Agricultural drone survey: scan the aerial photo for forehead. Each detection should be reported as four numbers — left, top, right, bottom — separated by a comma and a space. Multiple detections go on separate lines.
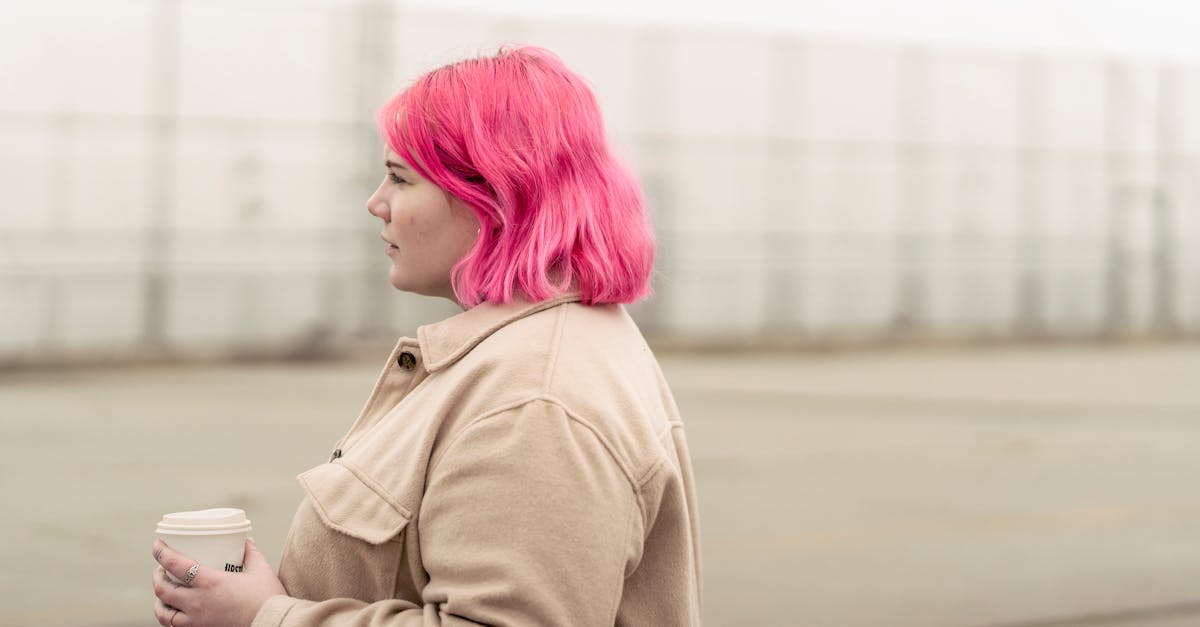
383, 148, 406, 164
383, 149, 421, 176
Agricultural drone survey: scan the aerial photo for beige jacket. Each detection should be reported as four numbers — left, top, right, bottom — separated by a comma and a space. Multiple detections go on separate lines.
252, 293, 702, 626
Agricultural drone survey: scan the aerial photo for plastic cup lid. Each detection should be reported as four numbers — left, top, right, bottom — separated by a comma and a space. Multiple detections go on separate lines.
156, 507, 253, 534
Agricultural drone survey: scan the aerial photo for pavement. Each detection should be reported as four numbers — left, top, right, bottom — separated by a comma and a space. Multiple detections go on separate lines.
1, 342, 1198, 627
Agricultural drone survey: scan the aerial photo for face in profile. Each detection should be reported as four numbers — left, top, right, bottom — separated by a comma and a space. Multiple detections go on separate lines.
365, 149, 480, 304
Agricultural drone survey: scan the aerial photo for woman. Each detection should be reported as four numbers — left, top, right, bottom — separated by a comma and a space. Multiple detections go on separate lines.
152, 44, 702, 627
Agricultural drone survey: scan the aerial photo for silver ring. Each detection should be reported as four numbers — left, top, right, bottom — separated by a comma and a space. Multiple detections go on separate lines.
169, 608, 180, 627
183, 563, 199, 586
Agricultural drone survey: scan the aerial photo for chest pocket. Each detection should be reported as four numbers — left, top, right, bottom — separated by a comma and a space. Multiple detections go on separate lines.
289, 461, 412, 602
299, 460, 411, 543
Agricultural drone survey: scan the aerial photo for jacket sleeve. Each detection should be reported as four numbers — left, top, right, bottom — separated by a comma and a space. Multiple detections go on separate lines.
251, 398, 641, 627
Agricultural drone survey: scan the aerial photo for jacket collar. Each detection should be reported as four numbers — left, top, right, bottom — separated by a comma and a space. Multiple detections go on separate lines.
417, 292, 583, 372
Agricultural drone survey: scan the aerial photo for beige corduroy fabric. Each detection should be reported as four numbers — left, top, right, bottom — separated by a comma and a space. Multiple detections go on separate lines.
251, 293, 702, 627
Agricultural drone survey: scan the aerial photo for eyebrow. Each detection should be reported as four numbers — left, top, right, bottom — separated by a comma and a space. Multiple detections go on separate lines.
385, 161, 410, 171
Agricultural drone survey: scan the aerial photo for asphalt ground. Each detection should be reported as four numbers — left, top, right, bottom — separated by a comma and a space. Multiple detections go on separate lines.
2, 343, 1198, 627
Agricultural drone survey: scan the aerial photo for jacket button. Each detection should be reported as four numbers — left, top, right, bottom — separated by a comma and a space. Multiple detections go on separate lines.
330, 448, 342, 461
397, 351, 416, 371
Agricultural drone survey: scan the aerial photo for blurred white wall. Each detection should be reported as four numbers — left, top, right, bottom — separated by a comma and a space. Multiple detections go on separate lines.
1, 0, 1198, 362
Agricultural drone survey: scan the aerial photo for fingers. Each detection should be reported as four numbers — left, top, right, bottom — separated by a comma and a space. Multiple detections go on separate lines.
154, 597, 185, 627
153, 539, 207, 588
153, 597, 167, 626
152, 566, 186, 609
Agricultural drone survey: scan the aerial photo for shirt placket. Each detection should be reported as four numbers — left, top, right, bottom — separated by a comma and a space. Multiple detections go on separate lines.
328, 340, 428, 462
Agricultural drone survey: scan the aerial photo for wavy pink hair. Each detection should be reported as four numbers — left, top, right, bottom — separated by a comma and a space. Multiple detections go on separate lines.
376, 45, 655, 307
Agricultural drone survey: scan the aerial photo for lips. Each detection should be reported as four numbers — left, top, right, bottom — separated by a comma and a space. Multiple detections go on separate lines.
381, 234, 399, 254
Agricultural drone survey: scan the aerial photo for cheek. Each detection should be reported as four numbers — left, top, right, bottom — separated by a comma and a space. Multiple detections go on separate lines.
444, 223, 476, 262
390, 211, 423, 247
406, 215, 423, 240
447, 206, 479, 251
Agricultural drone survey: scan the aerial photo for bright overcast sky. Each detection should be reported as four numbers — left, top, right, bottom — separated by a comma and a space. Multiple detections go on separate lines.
409, 0, 1200, 61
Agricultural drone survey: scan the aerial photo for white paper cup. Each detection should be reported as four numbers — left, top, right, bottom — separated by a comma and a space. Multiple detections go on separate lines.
156, 507, 252, 584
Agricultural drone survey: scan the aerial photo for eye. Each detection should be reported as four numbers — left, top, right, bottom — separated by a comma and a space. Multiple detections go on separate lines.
387, 172, 407, 185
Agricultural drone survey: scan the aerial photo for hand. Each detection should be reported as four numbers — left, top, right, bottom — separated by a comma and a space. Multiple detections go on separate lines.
152, 538, 287, 627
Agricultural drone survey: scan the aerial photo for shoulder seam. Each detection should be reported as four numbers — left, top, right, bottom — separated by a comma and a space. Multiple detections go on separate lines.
425, 395, 549, 479
430, 394, 653, 495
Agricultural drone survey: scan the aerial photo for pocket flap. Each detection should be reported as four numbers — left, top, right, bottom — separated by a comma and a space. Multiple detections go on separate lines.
297, 461, 411, 545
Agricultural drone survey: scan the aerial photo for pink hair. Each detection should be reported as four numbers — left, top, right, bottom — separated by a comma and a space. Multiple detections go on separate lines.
376, 45, 655, 308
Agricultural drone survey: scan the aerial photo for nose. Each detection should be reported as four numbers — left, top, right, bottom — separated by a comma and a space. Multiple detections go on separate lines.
365, 182, 389, 222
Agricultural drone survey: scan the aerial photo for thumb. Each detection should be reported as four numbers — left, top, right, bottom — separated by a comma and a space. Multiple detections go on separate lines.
243, 538, 271, 569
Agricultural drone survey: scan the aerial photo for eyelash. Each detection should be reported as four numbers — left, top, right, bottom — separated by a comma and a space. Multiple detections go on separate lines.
387, 172, 407, 185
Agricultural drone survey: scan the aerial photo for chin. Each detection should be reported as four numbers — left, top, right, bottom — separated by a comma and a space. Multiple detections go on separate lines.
388, 274, 437, 299
389, 264, 456, 296
387, 268, 408, 292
